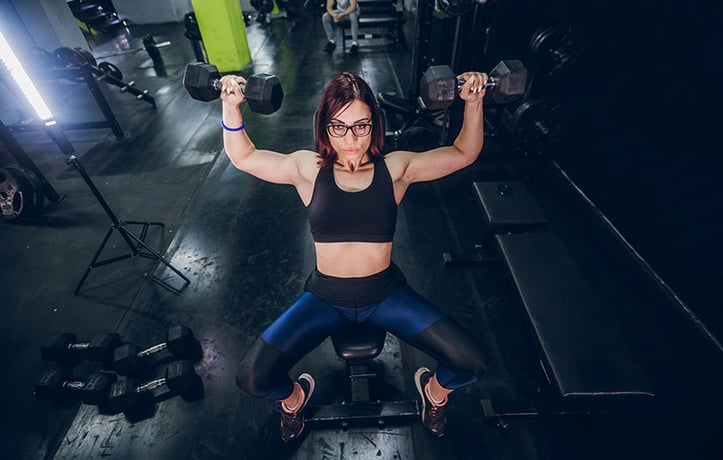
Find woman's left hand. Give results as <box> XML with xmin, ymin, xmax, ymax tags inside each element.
<box><xmin>457</xmin><ymin>71</ymin><xmax>489</xmax><ymax>103</ymax></box>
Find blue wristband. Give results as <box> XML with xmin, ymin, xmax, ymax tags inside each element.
<box><xmin>221</xmin><ymin>120</ymin><xmax>245</xmax><ymax>131</ymax></box>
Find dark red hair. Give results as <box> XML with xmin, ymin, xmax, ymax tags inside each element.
<box><xmin>315</xmin><ymin>72</ymin><xmax>385</xmax><ymax>168</ymax></box>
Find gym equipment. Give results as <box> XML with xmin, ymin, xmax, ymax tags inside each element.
<box><xmin>420</xmin><ymin>60</ymin><xmax>528</xmax><ymax>110</ymax></box>
<box><xmin>529</xmin><ymin>24</ymin><xmax>578</xmax><ymax>75</ymax></box>
<box><xmin>34</xmin><ymin>369</ymin><xmax>117</xmax><ymax>405</ymax></box>
<box><xmin>183</xmin><ymin>62</ymin><xmax>283</xmax><ymax>115</ymax></box>
<box><xmin>501</xmin><ymin>99</ymin><xmax>561</xmax><ymax>145</ymax></box>
<box><xmin>442</xmin><ymin>181</ymin><xmax>548</xmax><ymax>267</ymax></box>
<box><xmin>112</xmin><ymin>326</ymin><xmax>199</xmax><ymax>375</ymax></box>
<box><xmin>0</xmin><ymin>166</ymin><xmax>43</xmax><ymax>221</ymax></box>
<box><xmin>437</xmin><ymin>0</ymin><xmax>480</xmax><ymax>17</ymax></box>
<box><xmin>53</xmin><ymin>47</ymin><xmax>156</xmax><ymax>107</ymax></box>
<box><xmin>0</xmin><ymin>124</ymin><xmax>64</xmax><ymax>215</ymax></box>
<box><xmin>183</xmin><ymin>12</ymin><xmax>208</xmax><ymax>63</ymax></box>
<box><xmin>40</xmin><ymin>332</ymin><xmax>121</xmax><ymax>363</ymax></box>
<box><xmin>308</xmin><ymin>323</ymin><xmax>418</xmax><ymax>426</ymax></box>
<box><xmin>97</xmin><ymin>61</ymin><xmax>122</xmax><ymax>81</ymax></box>
<box><xmin>107</xmin><ymin>360</ymin><xmax>198</xmax><ymax>413</ymax></box>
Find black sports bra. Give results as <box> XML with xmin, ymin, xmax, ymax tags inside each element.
<box><xmin>307</xmin><ymin>159</ymin><xmax>397</xmax><ymax>243</ymax></box>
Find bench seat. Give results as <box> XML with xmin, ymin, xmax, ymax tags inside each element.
<box><xmin>495</xmin><ymin>232</ymin><xmax>655</xmax><ymax>400</ymax></box>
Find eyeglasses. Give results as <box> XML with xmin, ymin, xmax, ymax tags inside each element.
<box><xmin>326</xmin><ymin>122</ymin><xmax>373</xmax><ymax>138</ymax></box>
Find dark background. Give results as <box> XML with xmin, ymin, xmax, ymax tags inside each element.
<box><xmin>475</xmin><ymin>0</ymin><xmax>723</xmax><ymax>340</ymax></box>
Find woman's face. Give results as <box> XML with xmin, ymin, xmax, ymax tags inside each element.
<box><xmin>327</xmin><ymin>99</ymin><xmax>373</xmax><ymax>161</ymax></box>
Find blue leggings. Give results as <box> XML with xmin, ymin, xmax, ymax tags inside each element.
<box><xmin>236</xmin><ymin>266</ymin><xmax>486</xmax><ymax>400</ymax></box>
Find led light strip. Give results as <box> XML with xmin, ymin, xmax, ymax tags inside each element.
<box><xmin>0</xmin><ymin>30</ymin><xmax>55</xmax><ymax>124</ymax></box>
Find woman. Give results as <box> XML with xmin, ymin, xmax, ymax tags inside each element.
<box><xmin>220</xmin><ymin>71</ymin><xmax>488</xmax><ymax>442</ymax></box>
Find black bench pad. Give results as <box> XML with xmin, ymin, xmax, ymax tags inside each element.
<box><xmin>495</xmin><ymin>232</ymin><xmax>654</xmax><ymax>399</ymax></box>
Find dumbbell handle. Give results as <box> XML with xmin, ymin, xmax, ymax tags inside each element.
<box><xmin>137</xmin><ymin>342</ymin><xmax>170</xmax><ymax>357</ymax></box>
<box><xmin>456</xmin><ymin>76</ymin><xmax>498</xmax><ymax>90</ymax></box>
<box><xmin>136</xmin><ymin>377</ymin><xmax>167</xmax><ymax>393</ymax></box>
<box><xmin>211</xmin><ymin>79</ymin><xmax>246</xmax><ymax>94</ymax></box>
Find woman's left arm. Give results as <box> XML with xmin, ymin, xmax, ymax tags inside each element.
<box><xmin>388</xmin><ymin>71</ymin><xmax>488</xmax><ymax>185</ymax></box>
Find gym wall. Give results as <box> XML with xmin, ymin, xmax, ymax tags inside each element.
<box><xmin>484</xmin><ymin>0</ymin><xmax>723</xmax><ymax>339</ymax></box>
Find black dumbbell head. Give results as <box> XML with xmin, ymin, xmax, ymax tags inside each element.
<box><xmin>184</xmin><ymin>62</ymin><xmax>222</xmax><ymax>102</ymax></box>
<box><xmin>107</xmin><ymin>376</ymin><xmax>141</xmax><ymax>413</ymax></box>
<box><xmin>40</xmin><ymin>333</ymin><xmax>77</xmax><ymax>361</ymax></box>
<box><xmin>245</xmin><ymin>74</ymin><xmax>283</xmax><ymax>115</ymax></box>
<box><xmin>165</xmin><ymin>360</ymin><xmax>197</xmax><ymax>393</ymax></box>
<box><xmin>488</xmin><ymin>60</ymin><xmax>528</xmax><ymax>104</ymax></box>
<box><xmin>81</xmin><ymin>371</ymin><xmax>117</xmax><ymax>406</ymax></box>
<box><xmin>420</xmin><ymin>65</ymin><xmax>458</xmax><ymax>111</ymax></box>
<box><xmin>113</xmin><ymin>343</ymin><xmax>143</xmax><ymax>375</ymax></box>
<box><xmin>87</xmin><ymin>333</ymin><xmax>121</xmax><ymax>363</ymax></box>
<box><xmin>34</xmin><ymin>369</ymin><xmax>72</xmax><ymax>400</ymax></box>
<box><xmin>166</xmin><ymin>326</ymin><xmax>198</xmax><ymax>356</ymax></box>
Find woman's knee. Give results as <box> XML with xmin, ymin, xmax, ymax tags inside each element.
<box><xmin>235</xmin><ymin>337</ymin><xmax>295</xmax><ymax>398</ymax></box>
<box><xmin>235</xmin><ymin>364</ymin><xmax>267</xmax><ymax>397</ymax></box>
<box><xmin>416</xmin><ymin>316</ymin><xmax>487</xmax><ymax>377</ymax></box>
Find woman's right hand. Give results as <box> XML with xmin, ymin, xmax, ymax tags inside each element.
<box><xmin>219</xmin><ymin>75</ymin><xmax>247</xmax><ymax>106</ymax></box>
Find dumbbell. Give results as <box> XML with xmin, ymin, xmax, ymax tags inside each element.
<box><xmin>34</xmin><ymin>369</ymin><xmax>117</xmax><ymax>406</ymax></box>
<box><xmin>106</xmin><ymin>360</ymin><xmax>198</xmax><ymax>413</ymax></box>
<box><xmin>112</xmin><ymin>326</ymin><xmax>199</xmax><ymax>375</ymax></box>
<box><xmin>183</xmin><ymin>62</ymin><xmax>283</xmax><ymax>115</ymax></box>
<box><xmin>420</xmin><ymin>60</ymin><xmax>528</xmax><ymax>110</ymax></box>
<box><xmin>40</xmin><ymin>333</ymin><xmax>121</xmax><ymax>363</ymax></box>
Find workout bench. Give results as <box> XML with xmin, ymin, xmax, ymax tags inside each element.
<box><xmin>307</xmin><ymin>323</ymin><xmax>419</xmax><ymax>428</ymax></box>
<box><xmin>340</xmin><ymin>0</ymin><xmax>406</xmax><ymax>50</ymax></box>
<box><xmin>443</xmin><ymin>181</ymin><xmax>547</xmax><ymax>267</ymax></box>
<box><xmin>447</xmin><ymin>181</ymin><xmax>655</xmax><ymax>422</ymax></box>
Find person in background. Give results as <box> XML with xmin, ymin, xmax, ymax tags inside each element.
<box><xmin>322</xmin><ymin>0</ymin><xmax>360</xmax><ymax>55</ymax></box>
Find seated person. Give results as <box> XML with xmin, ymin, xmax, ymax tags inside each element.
<box><xmin>322</xmin><ymin>0</ymin><xmax>360</xmax><ymax>55</ymax></box>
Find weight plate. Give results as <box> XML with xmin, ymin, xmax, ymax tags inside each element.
<box><xmin>529</xmin><ymin>24</ymin><xmax>578</xmax><ymax>75</ymax></box>
<box><xmin>511</xmin><ymin>99</ymin><xmax>561</xmax><ymax>144</ymax></box>
<box><xmin>0</xmin><ymin>168</ymin><xmax>25</xmax><ymax>221</ymax></box>
<box><xmin>54</xmin><ymin>47</ymin><xmax>91</xmax><ymax>67</ymax></box>
<box><xmin>5</xmin><ymin>165</ymin><xmax>44</xmax><ymax>216</ymax></box>
<box><xmin>98</xmin><ymin>61</ymin><xmax>123</xmax><ymax>81</ymax></box>
<box><xmin>75</xmin><ymin>47</ymin><xmax>97</xmax><ymax>67</ymax></box>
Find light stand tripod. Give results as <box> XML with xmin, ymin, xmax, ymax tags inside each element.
<box><xmin>0</xmin><ymin>28</ymin><xmax>188</xmax><ymax>294</ymax></box>
<box><xmin>65</xmin><ymin>153</ymin><xmax>190</xmax><ymax>295</ymax></box>
<box><xmin>45</xmin><ymin>125</ymin><xmax>190</xmax><ymax>295</ymax></box>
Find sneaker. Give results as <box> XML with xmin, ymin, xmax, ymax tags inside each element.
<box><xmin>323</xmin><ymin>41</ymin><xmax>336</xmax><ymax>53</ymax></box>
<box><xmin>414</xmin><ymin>367</ymin><xmax>447</xmax><ymax>437</ymax></box>
<box><xmin>349</xmin><ymin>44</ymin><xmax>359</xmax><ymax>55</ymax></box>
<box><xmin>280</xmin><ymin>373</ymin><xmax>315</xmax><ymax>442</ymax></box>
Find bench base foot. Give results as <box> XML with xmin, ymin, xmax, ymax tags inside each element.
<box><xmin>442</xmin><ymin>249</ymin><xmax>498</xmax><ymax>268</ymax></box>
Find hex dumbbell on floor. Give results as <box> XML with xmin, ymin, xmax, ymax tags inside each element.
<box><xmin>113</xmin><ymin>326</ymin><xmax>199</xmax><ymax>375</ymax></box>
<box><xmin>40</xmin><ymin>333</ymin><xmax>121</xmax><ymax>364</ymax></box>
<box><xmin>34</xmin><ymin>369</ymin><xmax>117</xmax><ymax>406</ymax></box>
<box><xmin>107</xmin><ymin>360</ymin><xmax>198</xmax><ymax>414</ymax></box>
<box><xmin>420</xmin><ymin>60</ymin><xmax>528</xmax><ymax>110</ymax></box>
<box><xmin>183</xmin><ymin>62</ymin><xmax>283</xmax><ymax>114</ymax></box>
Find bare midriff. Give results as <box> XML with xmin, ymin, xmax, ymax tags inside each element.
<box><xmin>314</xmin><ymin>241</ymin><xmax>393</xmax><ymax>277</ymax></box>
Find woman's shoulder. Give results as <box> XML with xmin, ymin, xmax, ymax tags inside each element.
<box><xmin>290</xmin><ymin>149</ymin><xmax>321</xmax><ymax>177</ymax></box>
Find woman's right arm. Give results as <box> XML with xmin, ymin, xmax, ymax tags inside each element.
<box><xmin>219</xmin><ymin>75</ymin><xmax>309</xmax><ymax>186</ymax></box>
